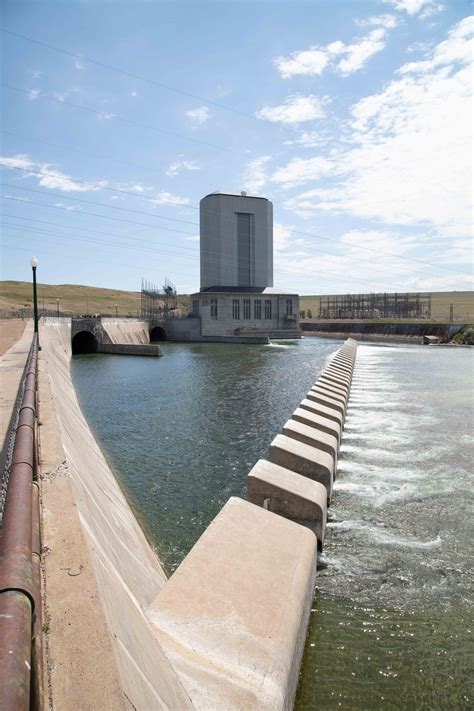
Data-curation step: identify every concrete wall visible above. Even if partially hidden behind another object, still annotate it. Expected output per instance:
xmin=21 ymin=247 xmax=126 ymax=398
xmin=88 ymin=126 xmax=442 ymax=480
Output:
xmin=302 ymin=321 xmax=464 ymax=342
xmin=192 ymin=292 xmax=300 ymax=338
xmin=39 ymin=318 xmax=193 ymax=710
xmin=98 ymin=343 xmax=162 ymax=356
xmin=200 ymin=193 xmax=273 ymax=290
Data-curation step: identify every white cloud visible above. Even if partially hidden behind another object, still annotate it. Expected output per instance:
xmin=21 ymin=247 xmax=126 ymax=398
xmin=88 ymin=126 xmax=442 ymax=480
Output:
xmin=243 ymin=156 xmax=271 ymax=192
xmin=165 ymin=159 xmax=200 ymax=177
xmin=385 ymin=0 xmax=444 ymax=16
xmin=74 ymin=59 xmax=85 ymax=70
xmin=0 ymin=154 xmax=108 ymax=193
xmin=130 ymin=91 xmax=138 ymax=97
xmin=274 ymin=27 xmax=389 ymax=78
xmin=271 ymin=155 xmax=338 ymax=188
xmin=275 ymin=48 xmax=329 ymax=78
xmin=97 ymin=112 xmax=116 ymax=120
xmin=185 ymin=106 xmax=210 ymax=125
xmin=31 ymin=71 xmax=42 ymax=79
xmin=184 ymin=234 xmax=199 ymax=242
xmin=280 ymin=18 xmax=473 ymax=239
xmin=28 ymin=89 xmax=41 ymax=101
xmin=55 ymin=202 xmax=81 ymax=211
xmin=151 ymin=191 xmax=190 ymax=206
xmin=256 ymin=94 xmax=329 ymax=124
xmin=398 ymin=15 xmax=473 ymax=73
xmin=337 ymin=29 xmax=387 ymax=76
xmin=357 ymin=14 xmax=400 ymax=29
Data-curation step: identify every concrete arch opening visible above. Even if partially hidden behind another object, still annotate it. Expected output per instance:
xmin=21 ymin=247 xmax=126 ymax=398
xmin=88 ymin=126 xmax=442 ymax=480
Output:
xmin=150 ymin=326 xmax=167 ymax=342
xmin=72 ymin=331 xmax=98 ymax=355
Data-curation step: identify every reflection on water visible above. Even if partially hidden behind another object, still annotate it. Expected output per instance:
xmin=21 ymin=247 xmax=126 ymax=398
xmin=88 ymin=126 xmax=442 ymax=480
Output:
xmin=71 ymin=339 xmax=474 ymax=710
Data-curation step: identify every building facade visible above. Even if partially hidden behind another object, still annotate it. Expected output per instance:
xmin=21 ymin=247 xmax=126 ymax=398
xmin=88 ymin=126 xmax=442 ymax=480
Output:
xmin=191 ymin=192 xmax=300 ymax=340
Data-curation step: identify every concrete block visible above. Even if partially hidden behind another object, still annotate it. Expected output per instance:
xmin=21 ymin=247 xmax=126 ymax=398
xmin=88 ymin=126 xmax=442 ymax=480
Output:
xmin=306 ymin=390 xmax=345 ymax=418
xmin=317 ymin=377 xmax=348 ymax=396
xmin=247 ymin=459 xmax=327 ymax=547
xmin=322 ymin=370 xmax=351 ymax=386
xmin=283 ymin=418 xmax=338 ymax=460
xmin=299 ymin=398 xmax=344 ymax=428
xmin=326 ymin=364 xmax=352 ymax=379
xmin=292 ymin=406 xmax=341 ymax=446
xmin=310 ymin=384 xmax=347 ymax=407
xmin=329 ymin=361 xmax=352 ymax=374
xmin=148 ymin=497 xmax=318 ymax=711
xmin=269 ymin=434 xmax=333 ymax=501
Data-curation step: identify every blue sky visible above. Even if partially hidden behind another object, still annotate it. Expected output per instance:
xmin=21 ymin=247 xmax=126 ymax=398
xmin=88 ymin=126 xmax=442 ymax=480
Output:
xmin=1 ymin=0 xmax=472 ymax=295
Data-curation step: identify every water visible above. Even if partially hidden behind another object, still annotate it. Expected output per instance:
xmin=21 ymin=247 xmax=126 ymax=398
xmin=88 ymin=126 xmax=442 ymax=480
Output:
xmin=71 ymin=338 xmax=474 ymax=709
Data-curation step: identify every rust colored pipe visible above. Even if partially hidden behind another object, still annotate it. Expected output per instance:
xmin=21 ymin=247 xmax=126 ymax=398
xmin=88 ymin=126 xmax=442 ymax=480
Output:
xmin=0 ymin=335 xmax=38 ymax=710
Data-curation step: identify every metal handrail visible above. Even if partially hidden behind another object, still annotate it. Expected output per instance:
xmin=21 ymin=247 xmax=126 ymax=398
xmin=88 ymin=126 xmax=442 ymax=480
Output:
xmin=0 ymin=334 xmax=42 ymax=710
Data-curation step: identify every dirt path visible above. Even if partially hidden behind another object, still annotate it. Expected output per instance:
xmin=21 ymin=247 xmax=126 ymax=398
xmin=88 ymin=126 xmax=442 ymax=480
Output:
xmin=0 ymin=319 xmax=27 ymax=356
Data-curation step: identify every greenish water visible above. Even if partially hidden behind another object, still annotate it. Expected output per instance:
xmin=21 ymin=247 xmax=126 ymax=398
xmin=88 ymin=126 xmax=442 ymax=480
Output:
xmin=71 ymin=339 xmax=474 ymax=709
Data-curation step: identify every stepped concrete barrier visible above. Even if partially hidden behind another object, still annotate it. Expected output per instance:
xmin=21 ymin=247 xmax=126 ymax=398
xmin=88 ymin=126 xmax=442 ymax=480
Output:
xmin=148 ymin=497 xmax=317 ymax=711
xmin=269 ymin=434 xmax=334 ymax=502
xmin=247 ymin=459 xmax=327 ymax=546
xmin=282 ymin=419 xmax=338 ymax=461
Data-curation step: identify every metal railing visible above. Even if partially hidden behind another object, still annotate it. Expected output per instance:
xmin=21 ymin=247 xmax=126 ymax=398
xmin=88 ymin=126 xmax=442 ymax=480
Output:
xmin=0 ymin=334 xmax=43 ymax=710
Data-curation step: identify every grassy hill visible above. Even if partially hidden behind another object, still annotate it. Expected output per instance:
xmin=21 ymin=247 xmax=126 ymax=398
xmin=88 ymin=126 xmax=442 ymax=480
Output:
xmin=1 ymin=281 xmax=472 ymax=322
xmin=0 ymin=281 xmax=190 ymax=317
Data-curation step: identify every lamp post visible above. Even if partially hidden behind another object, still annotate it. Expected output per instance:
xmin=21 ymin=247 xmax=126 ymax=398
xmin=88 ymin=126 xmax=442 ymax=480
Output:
xmin=115 ymin=303 xmax=118 ymax=318
xmin=57 ymin=298 xmax=60 ymax=318
xmin=31 ymin=257 xmax=39 ymax=340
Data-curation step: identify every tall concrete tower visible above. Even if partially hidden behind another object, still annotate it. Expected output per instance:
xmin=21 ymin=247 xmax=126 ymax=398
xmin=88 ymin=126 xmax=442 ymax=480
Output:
xmin=200 ymin=192 xmax=273 ymax=291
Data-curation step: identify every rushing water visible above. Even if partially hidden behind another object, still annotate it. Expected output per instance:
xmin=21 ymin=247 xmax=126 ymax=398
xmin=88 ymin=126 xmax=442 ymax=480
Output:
xmin=71 ymin=338 xmax=473 ymax=709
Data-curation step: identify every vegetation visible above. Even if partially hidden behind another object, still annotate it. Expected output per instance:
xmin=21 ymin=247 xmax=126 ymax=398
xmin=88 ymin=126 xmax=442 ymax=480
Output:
xmin=449 ymin=325 xmax=474 ymax=345
xmin=0 ymin=281 xmax=190 ymax=317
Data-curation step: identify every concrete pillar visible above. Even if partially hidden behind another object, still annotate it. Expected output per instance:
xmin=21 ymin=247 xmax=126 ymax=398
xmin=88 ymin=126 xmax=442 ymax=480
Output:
xmin=316 ymin=378 xmax=348 ymax=397
xmin=247 ymin=459 xmax=327 ymax=548
xmin=299 ymin=398 xmax=343 ymax=428
xmin=282 ymin=418 xmax=338 ymax=460
xmin=148 ymin=497 xmax=318 ymax=710
xmin=311 ymin=381 xmax=348 ymax=407
xmin=310 ymin=385 xmax=347 ymax=409
xmin=269 ymin=434 xmax=334 ymax=502
xmin=306 ymin=390 xmax=346 ymax=419
xmin=291 ymin=407 xmax=341 ymax=447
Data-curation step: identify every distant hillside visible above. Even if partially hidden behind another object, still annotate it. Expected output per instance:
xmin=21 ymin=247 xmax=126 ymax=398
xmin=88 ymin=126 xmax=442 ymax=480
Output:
xmin=0 ymin=281 xmax=190 ymax=317
xmin=300 ymin=291 xmax=474 ymax=322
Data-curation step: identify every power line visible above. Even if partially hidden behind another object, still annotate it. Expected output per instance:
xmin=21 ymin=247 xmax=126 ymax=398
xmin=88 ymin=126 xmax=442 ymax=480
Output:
xmin=1 ymin=128 xmax=224 ymax=192
xmin=1 ymin=83 xmax=248 ymax=158
xmin=0 ymin=26 xmax=295 ymax=136
xmin=3 ymin=207 xmax=470 ymax=288
xmin=2 ymin=177 xmax=472 ymax=279
xmin=0 ymin=219 xmax=452 ymax=292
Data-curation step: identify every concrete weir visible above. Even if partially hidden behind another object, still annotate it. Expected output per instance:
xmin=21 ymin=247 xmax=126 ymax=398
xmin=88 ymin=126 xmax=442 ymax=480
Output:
xmin=36 ymin=320 xmax=357 ymax=710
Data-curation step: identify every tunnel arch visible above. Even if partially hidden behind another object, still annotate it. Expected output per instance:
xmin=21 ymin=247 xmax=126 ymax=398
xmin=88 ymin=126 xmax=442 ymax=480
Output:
xmin=150 ymin=326 xmax=167 ymax=342
xmin=72 ymin=330 xmax=98 ymax=355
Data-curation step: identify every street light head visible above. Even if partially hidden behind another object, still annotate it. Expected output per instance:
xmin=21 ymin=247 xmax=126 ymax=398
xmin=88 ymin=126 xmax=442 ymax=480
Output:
xmin=31 ymin=256 xmax=38 ymax=268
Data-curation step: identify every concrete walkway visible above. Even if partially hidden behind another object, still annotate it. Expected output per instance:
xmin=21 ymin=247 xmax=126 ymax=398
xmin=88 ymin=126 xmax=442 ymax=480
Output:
xmin=0 ymin=320 xmax=33 ymax=449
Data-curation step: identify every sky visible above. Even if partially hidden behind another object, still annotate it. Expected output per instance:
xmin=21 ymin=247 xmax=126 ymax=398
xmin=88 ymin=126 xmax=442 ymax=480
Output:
xmin=1 ymin=0 xmax=473 ymax=296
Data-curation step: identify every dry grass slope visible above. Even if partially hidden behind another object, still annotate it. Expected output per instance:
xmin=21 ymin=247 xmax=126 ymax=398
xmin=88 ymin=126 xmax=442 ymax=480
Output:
xmin=0 ymin=281 xmax=190 ymax=317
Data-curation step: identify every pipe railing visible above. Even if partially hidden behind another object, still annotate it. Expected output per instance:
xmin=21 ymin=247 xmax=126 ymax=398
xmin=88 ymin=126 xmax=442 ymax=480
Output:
xmin=0 ymin=334 xmax=42 ymax=710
